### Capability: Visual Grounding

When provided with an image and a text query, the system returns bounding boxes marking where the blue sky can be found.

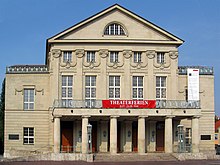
[0,0,220,114]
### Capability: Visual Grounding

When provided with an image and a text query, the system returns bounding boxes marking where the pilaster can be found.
[192,116,200,153]
[110,116,118,154]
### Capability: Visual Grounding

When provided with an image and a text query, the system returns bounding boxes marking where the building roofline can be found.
[45,4,184,64]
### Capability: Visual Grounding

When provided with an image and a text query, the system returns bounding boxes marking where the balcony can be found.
[53,100,200,109]
[6,65,49,74]
[178,66,213,75]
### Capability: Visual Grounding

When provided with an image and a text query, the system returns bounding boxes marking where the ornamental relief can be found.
[99,49,108,58]
[15,87,44,95]
[75,49,85,58]
[106,52,124,69]
[130,51,148,69]
[153,52,171,69]
[169,51,178,59]
[123,50,132,59]
[50,49,61,58]
[146,50,156,59]
[60,51,77,69]
[83,52,101,69]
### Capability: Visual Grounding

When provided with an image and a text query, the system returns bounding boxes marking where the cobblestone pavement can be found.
[1,160,220,165]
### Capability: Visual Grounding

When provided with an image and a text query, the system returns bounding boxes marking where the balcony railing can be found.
[6,65,49,74]
[53,100,200,109]
[178,66,214,75]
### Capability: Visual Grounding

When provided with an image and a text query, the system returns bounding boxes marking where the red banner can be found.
[102,100,156,109]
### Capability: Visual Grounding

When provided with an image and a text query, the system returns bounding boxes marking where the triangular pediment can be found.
[48,4,183,45]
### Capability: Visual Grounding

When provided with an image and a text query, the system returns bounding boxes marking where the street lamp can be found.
[87,123,92,153]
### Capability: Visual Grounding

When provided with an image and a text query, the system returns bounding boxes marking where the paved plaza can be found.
[1,160,220,165]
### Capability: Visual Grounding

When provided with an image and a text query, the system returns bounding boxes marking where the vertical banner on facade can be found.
[187,68,199,101]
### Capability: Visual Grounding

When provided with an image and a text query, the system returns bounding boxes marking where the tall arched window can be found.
[104,23,126,35]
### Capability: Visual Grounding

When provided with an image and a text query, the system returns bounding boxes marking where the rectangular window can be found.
[134,52,142,63]
[85,76,96,108]
[23,127,34,145]
[156,76,166,100]
[109,76,120,99]
[157,52,165,64]
[63,51,72,63]
[110,52,119,63]
[132,76,143,100]
[62,75,73,107]
[24,89,34,110]
[86,51,95,63]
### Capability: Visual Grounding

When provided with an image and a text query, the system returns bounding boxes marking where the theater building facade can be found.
[4,4,215,158]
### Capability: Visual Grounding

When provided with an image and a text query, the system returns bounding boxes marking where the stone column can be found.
[192,116,200,153]
[82,116,90,154]
[138,116,146,154]
[110,116,118,154]
[54,116,61,153]
[165,116,174,153]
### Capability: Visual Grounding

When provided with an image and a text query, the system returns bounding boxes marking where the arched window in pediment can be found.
[104,23,126,35]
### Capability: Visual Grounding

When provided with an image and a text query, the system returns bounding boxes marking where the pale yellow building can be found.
[4,4,215,159]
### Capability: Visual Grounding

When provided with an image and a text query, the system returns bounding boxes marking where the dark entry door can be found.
[91,121,97,153]
[132,121,138,152]
[156,121,165,151]
[61,121,73,152]
[117,121,121,152]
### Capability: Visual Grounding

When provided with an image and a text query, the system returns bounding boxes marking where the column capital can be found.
[165,115,175,119]
[82,115,91,118]
[192,115,201,119]
[110,115,119,119]
[138,115,148,119]
[54,114,62,118]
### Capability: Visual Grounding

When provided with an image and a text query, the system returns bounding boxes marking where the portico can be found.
[52,111,201,154]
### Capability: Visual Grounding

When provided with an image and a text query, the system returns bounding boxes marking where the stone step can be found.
[94,153,178,162]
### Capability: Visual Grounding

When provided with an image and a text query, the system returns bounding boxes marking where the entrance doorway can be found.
[61,121,73,152]
[90,121,97,153]
[156,121,165,151]
[132,121,138,152]
[117,121,121,152]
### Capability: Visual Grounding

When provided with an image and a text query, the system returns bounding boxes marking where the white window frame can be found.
[23,127,34,145]
[63,51,72,63]
[110,52,119,63]
[85,76,96,108]
[24,89,34,110]
[104,23,125,35]
[86,51,96,63]
[132,76,143,100]
[134,52,142,63]
[157,52,165,64]
[62,75,73,107]
[156,76,166,100]
[109,76,120,100]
